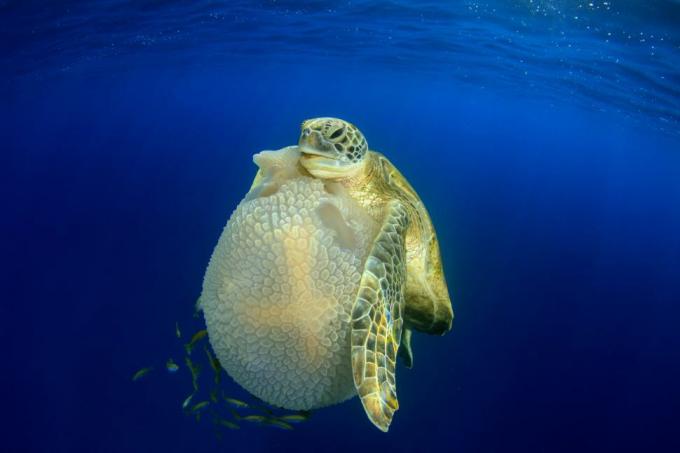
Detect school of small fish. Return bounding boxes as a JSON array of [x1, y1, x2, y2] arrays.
[[132, 318, 311, 435]]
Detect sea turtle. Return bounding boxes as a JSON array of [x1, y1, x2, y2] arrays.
[[200, 118, 453, 432]]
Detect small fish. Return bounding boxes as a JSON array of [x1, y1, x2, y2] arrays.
[[204, 346, 222, 384], [184, 329, 208, 355], [267, 419, 294, 430], [182, 393, 194, 410], [166, 358, 179, 373], [209, 388, 219, 403], [191, 401, 210, 412], [132, 367, 153, 381], [190, 329, 207, 344], [194, 297, 202, 318], [241, 415, 267, 423], [184, 356, 201, 391], [224, 397, 249, 409], [215, 418, 240, 430], [228, 409, 242, 420], [279, 414, 310, 423], [175, 322, 181, 339]]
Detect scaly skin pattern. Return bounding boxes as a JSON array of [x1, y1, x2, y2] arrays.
[[351, 200, 409, 431]]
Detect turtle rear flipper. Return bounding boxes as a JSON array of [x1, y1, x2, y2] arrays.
[[351, 200, 409, 432], [398, 328, 413, 369]]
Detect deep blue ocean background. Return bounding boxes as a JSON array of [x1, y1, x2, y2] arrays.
[[1, 1, 679, 452]]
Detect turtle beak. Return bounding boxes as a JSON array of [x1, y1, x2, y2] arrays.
[[298, 129, 336, 158], [299, 146, 334, 158], [298, 145, 344, 179], [299, 148, 336, 168]]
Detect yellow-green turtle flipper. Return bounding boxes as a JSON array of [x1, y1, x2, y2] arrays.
[[398, 328, 414, 369], [351, 200, 409, 432]]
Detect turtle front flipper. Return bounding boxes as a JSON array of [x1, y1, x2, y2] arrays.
[[351, 200, 409, 432]]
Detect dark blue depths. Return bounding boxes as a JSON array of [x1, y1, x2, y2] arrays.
[[1, 2, 680, 453]]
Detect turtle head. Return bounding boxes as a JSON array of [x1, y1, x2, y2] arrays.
[[298, 117, 368, 179]]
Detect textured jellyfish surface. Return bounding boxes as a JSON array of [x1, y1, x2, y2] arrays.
[[201, 147, 377, 410]]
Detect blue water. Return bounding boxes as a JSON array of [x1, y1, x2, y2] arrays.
[[2, 1, 679, 452]]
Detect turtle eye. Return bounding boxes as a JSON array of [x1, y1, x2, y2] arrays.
[[329, 128, 344, 140]]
